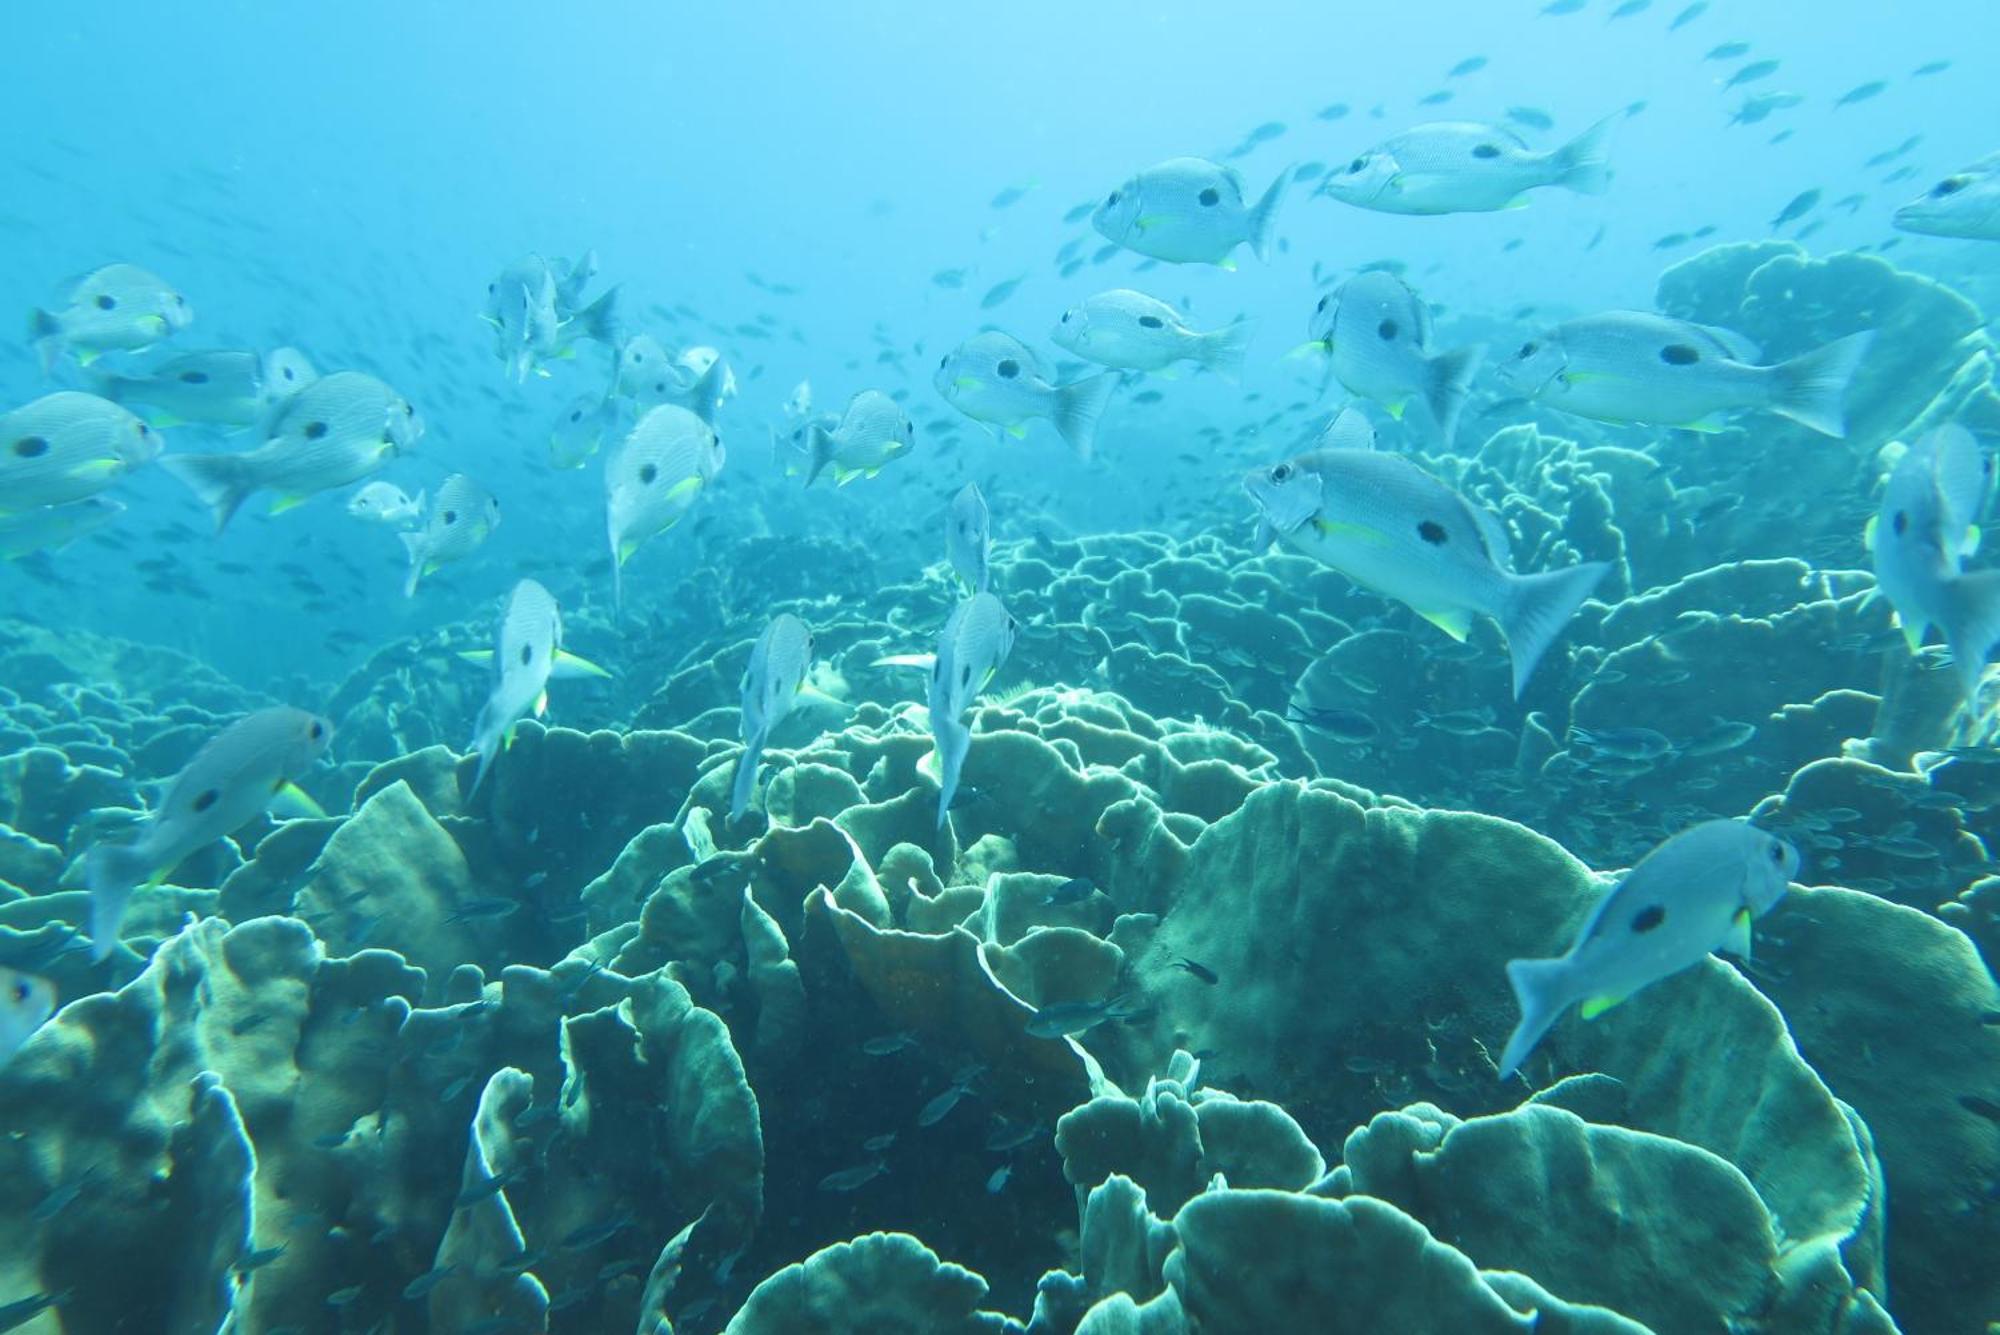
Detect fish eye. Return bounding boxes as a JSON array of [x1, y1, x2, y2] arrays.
[[1768, 842, 1785, 863], [1315, 295, 1329, 312], [1517, 341, 1538, 358], [1059, 312, 1069, 322], [1472, 144, 1501, 159], [487, 283, 496, 293], [1106, 189, 1121, 205], [938, 355, 949, 369], [96, 294, 117, 310], [1933, 176, 1968, 197], [174, 294, 188, 306], [1271, 463, 1292, 481], [137, 423, 152, 436], [309, 720, 325, 740], [1347, 157, 1366, 174]]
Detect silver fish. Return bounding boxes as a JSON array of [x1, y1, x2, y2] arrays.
[[0, 966, 56, 1067], [401, 473, 501, 597], [1309, 271, 1482, 443], [31, 263, 192, 373], [1242, 449, 1607, 696], [797, 389, 912, 487], [929, 592, 1018, 823], [613, 334, 729, 423], [947, 482, 991, 594], [1091, 157, 1288, 266], [1498, 820, 1798, 1077], [0, 496, 125, 559], [160, 371, 423, 530], [605, 403, 724, 607], [732, 613, 814, 821], [466, 579, 608, 795], [1496, 312, 1874, 437], [485, 252, 619, 382], [86, 707, 332, 958], [1322, 118, 1613, 214], [346, 480, 424, 526], [0, 392, 160, 513], [933, 331, 1114, 460], [1894, 152, 2000, 241], [1869, 425, 2000, 706], [1051, 288, 1254, 379], [93, 347, 315, 429]]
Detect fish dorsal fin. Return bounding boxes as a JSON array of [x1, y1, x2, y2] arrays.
[[1416, 606, 1474, 641]]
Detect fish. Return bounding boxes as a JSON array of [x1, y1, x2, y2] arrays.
[[346, 480, 424, 527], [1608, 0, 1648, 15], [1729, 92, 1804, 126], [1024, 993, 1141, 1039], [932, 331, 1115, 460], [1311, 406, 1378, 452], [549, 392, 631, 469], [1867, 425, 2000, 706], [1496, 312, 1875, 437], [159, 371, 424, 531], [928, 591, 1019, 823], [980, 276, 1026, 310], [1307, 271, 1482, 443], [0, 966, 56, 1067], [1894, 153, 2000, 241], [985, 1164, 1013, 1193], [860, 1032, 916, 1056], [1051, 288, 1254, 380], [0, 1291, 70, 1332], [401, 1266, 459, 1300], [1242, 450, 1608, 697], [947, 481, 991, 594], [817, 1160, 886, 1192], [1569, 726, 1673, 761], [1171, 956, 1218, 984], [31, 263, 192, 373], [604, 404, 725, 607], [85, 707, 332, 958], [1321, 118, 1613, 215], [400, 473, 501, 596], [1668, 2, 1708, 29], [795, 389, 913, 486], [92, 347, 315, 429], [731, 613, 814, 821], [783, 379, 813, 422], [1913, 59, 1950, 76], [0, 496, 125, 560], [1497, 820, 1799, 1078], [0, 392, 162, 513], [1090, 157, 1288, 266], [465, 579, 609, 795], [484, 252, 619, 382], [1769, 188, 1822, 230], [1506, 106, 1556, 132], [1540, 0, 1584, 15], [1042, 876, 1096, 906], [1835, 80, 1889, 108], [1285, 703, 1379, 743], [1725, 58, 1781, 88], [916, 1083, 971, 1128], [1316, 103, 1351, 121], [613, 334, 729, 423], [1704, 41, 1751, 60], [1448, 56, 1488, 77]]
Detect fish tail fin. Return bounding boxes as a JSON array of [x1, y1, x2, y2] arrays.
[[1551, 115, 1615, 195], [399, 530, 426, 598], [933, 716, 970, 827], [572, 285, 622, 349], [1498, 956, 1571, 1078], [86, 840, 152, 960], [158, 453, 256, 533], [1499, 561, 1609, 698], [803, 424, 836, 488], [1767, 330, 1874, 437], [1940, 568, 2000, 709], [1197, 318, 1256, 383], [730, 730, 767, 822], [1050, 372, 1116, 462], [686, 356, 728, 425], [30, 308, 64, 376], [1246, 169, 1289, 262], [1423, 343, 1485, 445]]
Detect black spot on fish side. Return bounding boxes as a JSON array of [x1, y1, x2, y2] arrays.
[[639, 463, 659, 485], [96, 294, 117, 310], [442, 510, 458, 525], [179, 370, 210, 384], [1659, 344, 1701, 366], [12, 436, 49, 458], [654, 381, 667, 394], [1893, 510, 1908, 536], [519, 644, 533, 665], [309, 720, 325, 741], [1378, 318, 1399, 341], [1472, 143, 1502, 159], [192, 788, 222, 814], [1138, 315, 1164, 329], [1197, 187, 1220, 206], [1630, 904, 1666, 933], [570, 410, 583, 423], [995, 358, 1020, 379], [1417, 519, 1448, 545], [304, 421, 329, 440], [1516, 341, 1538, 359]]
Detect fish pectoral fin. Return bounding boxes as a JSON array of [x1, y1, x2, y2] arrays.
[[1006, 424, 1029, 439], [533, 690, 549, 718], [1383, 398, 1408, 421], [872, 652, 936, 670], [1678, 414, 1730, 434], [1578, 993, 1627, 1021], [65, 458, 126, 480], [833, 466, 861, 485], [1898, 616, 1929, 653], [1719, 906, 1754, 960], [1965, 524, 1983, 558], [459, 649, 495, 665], [551, 649, 612, 679], [269, 495, 309, 515], [1310, 517, 1391, 545], [269, 781, 326, 820], [951, 376, 982, 391], [1416, 607, 1474, 641], [1283, 340, 1331, 362], [1503, 195, 1533, 210], [662, 476, 704, 505], [1215, 256, 1238, 272], [1135, 215, 1170, 230]]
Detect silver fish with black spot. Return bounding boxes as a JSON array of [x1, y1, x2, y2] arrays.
[[466, 579, 608, 795], [401, 473, 501, 597], [94, 347, 316, 429], [1308, 271, 1482, 444], [1894, 151, 2000, 240], [0, 392, 161, 513], [929, 592, 1018, 824], [1051, 289, 1253, 380], [31, 263, 193, 374], [1322, 118, 1613, 214], [732, 613, 815, 820], [1091, 158, 1288, 266], [947, 482, 991, 594], [933, 331, 1114, 460], [605, 403, 724, 607]]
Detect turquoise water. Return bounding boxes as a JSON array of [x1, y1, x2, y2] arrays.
[[2, 4, 1999, 1332]]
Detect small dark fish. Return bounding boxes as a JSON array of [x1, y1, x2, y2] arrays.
[[989, 184, 1032, 210], [862, 1132, 898, 1153], [1448, 56, 1487, 77], [1705, 40, 1751, 60], [440, 1075, 474, 1102], [31, 1173, 92, 1223], [985, 1164, 1013, 1193], [1770, 188, 1821, 229], [1041, 876, 1096, 906], [236, 1244, 288, 1274], [454, 1165, 525, 1208], [1653, 231, 1691, 250], [1727, 58, 1780, 87], [1417, 89, 1454, 106], [979, 276, 1026, 310], [1286, 703, 1379, 744], [1315, 103, 1350, 121], [492, 1249, 546, 1277], [1669, 1, 1707, 29], [1061, 202, 1094, 224], [597, 1258, 644, 1283], [1835, 80, 1888, 107], [985, 1119, 1041, 1151], [1171, 956, 1218, 985], [1540, 0, 1585, 14], [1025, 995, 1135, 1039], [1506, 105, 1555, 132], [325, 1285, 365, 1308], [444, 897, 520, 924], [818, 1160, 886, 1192], [561, 1213, 633, 1251], [861, 1031, 917, 1056], [1912, 59, 1949, 76], [0, 1292, 69, 1330], [1245, 120, 1287, 144], [931, 268, 969, 290], [1608, 0, 1649, 18], [917, 1084, 969, 1127]]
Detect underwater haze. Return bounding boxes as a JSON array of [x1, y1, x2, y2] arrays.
[[3, 1, 2000, 1332]]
